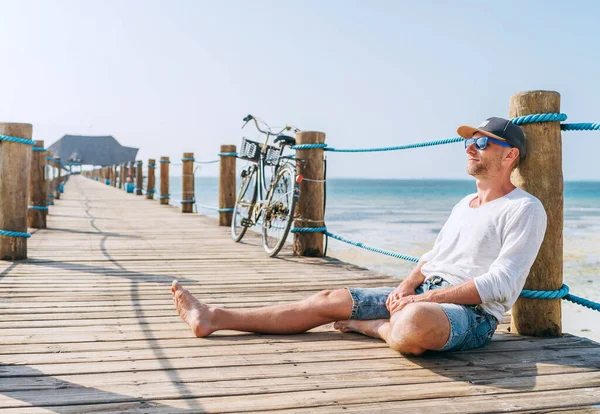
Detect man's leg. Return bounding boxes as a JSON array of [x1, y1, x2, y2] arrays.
[[334, 303, 450, 355], [171, 281, 354, 337]]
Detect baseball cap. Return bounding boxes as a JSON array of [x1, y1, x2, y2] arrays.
[[457, 117, 527, 159]]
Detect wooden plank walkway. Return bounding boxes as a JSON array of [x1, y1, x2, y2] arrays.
[[1, 175, 600, 413]]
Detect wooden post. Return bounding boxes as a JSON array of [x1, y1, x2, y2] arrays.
[[54, 157, 62, 200], [160, 156, 169, 205], [182, 152, 194, 213], [293, 131, 326, 257], [146, 159, 156, 199], [122, 163, 129, 189], [510, 90, 563, 337], [0, 123, 33, 260], [218, 145, 236, 226], [118, 163, 124, 189], [136, 161, 143, 195], [28, 140, 47, 229], [112, 165, 117, 187]]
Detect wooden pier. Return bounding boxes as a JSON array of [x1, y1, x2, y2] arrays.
[[1, 175, 600, 413]]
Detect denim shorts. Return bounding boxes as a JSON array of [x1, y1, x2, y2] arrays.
[[346, 276, 498, 352]]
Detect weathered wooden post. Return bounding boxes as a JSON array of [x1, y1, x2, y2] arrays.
[[160, 156, 170, 205], [0, 123, 33, 260], [294, 131, 326, 256], [28, 140, 48, 229], [118, 163, 124, 189], [146, 159, 156, 199], [510, 90, 563, 337], [126, 161, 135, 193], [218, 145, 236, 226], [181, 152, 194, 213], [122, 163, 128, 190], [112, 165, 117, 187], [135, 160, 143, 195], [54, 157, 62, 200]]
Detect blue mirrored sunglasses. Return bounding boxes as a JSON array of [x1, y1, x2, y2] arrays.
[[464, 136, 512, 150]]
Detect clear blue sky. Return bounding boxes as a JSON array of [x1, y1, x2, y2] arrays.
[[1, 0, 598, 179]]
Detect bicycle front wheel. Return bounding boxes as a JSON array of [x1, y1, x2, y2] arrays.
[[262, 164, 298, 257], [232, 165, 258, 242]]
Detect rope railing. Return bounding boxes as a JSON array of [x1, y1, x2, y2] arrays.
[[291, 113, 597, 154]]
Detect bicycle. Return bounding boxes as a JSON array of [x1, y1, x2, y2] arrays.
[[231, 114, 302, 257]]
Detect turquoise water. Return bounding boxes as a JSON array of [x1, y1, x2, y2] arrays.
[[160, 176, 600, 302]]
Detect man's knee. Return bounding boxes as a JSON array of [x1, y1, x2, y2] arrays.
[[304, 289, 353, 319], [387, 303, 449, 355]]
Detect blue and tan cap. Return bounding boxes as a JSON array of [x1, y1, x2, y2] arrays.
[[458, 117, 527, 159]]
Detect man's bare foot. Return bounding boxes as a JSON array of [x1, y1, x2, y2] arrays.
[[333, 319, 387, 340], [171, 280, 216, 337]]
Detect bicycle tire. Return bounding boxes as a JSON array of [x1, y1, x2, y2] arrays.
[[262, 163, 298, 257], [232, 165, 258, 242]]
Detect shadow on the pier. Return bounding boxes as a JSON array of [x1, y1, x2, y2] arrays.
[[24, 259, 197, 285], [0, 365, 200, 412], [45, 227, 141, 239]]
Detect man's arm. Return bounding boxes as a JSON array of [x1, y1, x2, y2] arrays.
[[386, 262, 427, 311], [389, 280, 482, 314]]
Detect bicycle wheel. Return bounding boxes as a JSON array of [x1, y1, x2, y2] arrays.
[[262, 163, 298, 257], [232, 165, 258, 242]]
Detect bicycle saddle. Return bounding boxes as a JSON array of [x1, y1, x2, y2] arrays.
[[274, 134, 296, 146]]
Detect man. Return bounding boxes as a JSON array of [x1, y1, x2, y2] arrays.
[[171, 117, 547, 354]]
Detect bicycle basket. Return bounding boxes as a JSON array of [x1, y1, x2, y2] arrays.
[[264, 146, 282, 166], [239, 138, 282, 166], [239, 138, 261, 163]]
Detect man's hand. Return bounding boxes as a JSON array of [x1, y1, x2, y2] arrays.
[[386, 283, 415, 313]]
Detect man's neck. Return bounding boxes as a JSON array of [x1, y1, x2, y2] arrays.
[[471, 178, 516, 207]]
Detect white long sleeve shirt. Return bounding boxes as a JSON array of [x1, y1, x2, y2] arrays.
[[420, 188, 547, 322]]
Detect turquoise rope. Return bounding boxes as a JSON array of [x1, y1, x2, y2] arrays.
[[561, 123, 600, 131], [148, 163, 156, 168], [158, 194, 170, 199], [292, 144, 328, 150], [219, 152, 238, 157], [28, 206, 49, 211], [327, 137, 463, 153], [159, 160, 170, 163], [136, 161, 142, 165], [147, 189, 155, 194], [511, 113, 567, 125], [48, 194, 54, 198], [0, 230, 31, 238], [520, 284, 570, 299], [181, 199, 195, 203], [32, 147, 46, 152], [293, 226, 600, 312], [196, 203, 234, 213], [181, 158, 195, 162], [0, 135, 35, 145], [290, 113, 598, 154], [195, 159, 219, 164], [521, 285, 600, 312], [564, 294, 600, 311]]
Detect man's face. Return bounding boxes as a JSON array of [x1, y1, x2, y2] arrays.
[[465, 132, 511, 178]]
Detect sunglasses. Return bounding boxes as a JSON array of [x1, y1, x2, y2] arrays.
[[464, 136, 512, 150]]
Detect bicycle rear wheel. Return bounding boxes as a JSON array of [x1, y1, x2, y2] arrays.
[[232, 165, 258, 242], [262, 164, 298, 257]]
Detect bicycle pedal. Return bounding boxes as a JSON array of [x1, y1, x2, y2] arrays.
[[241, 218, 252, 227]]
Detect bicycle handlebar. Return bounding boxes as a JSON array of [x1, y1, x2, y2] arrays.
[[241, 114, 298, 137]]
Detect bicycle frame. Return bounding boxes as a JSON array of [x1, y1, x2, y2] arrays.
[[240, 117, 298, 226]]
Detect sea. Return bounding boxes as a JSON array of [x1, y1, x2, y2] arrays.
[[162, 175, 600, 339]]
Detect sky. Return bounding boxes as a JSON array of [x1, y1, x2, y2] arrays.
[[0, 0, 598, 180]]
